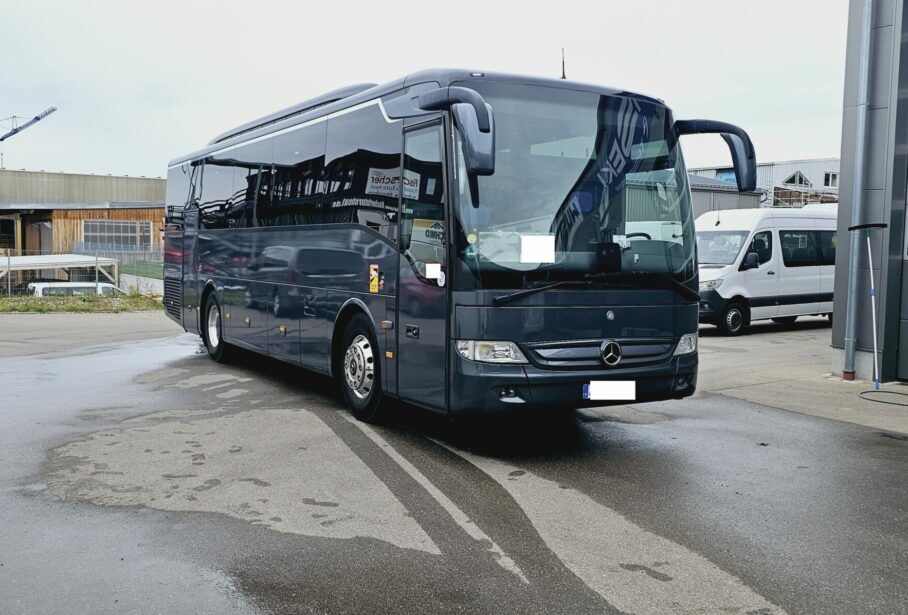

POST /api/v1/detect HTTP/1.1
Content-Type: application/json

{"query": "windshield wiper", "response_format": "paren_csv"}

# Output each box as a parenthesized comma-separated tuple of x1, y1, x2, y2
(584, 272, 700, 302)
(493, 280, 595, 306)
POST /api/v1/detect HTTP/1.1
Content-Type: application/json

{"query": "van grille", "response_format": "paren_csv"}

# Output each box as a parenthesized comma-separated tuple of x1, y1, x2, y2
(521, 338, 676, 370)
(163, 277, 181, 319)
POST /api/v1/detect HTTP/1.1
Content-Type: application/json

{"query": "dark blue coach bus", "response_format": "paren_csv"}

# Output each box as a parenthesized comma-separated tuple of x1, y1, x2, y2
(163, 69, 756, 422)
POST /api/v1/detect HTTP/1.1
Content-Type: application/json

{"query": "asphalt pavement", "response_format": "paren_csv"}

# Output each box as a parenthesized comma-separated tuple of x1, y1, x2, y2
(0, 313, 906, 614)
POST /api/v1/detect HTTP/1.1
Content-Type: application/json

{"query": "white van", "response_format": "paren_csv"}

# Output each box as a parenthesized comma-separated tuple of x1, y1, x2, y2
(695, 206, 836, 335)
(27, 282, 126, 297)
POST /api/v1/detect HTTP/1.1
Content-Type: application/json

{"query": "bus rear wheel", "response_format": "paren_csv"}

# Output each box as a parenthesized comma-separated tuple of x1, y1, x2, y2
(338, 314, 386, 422)
(203, 293, 232, 362)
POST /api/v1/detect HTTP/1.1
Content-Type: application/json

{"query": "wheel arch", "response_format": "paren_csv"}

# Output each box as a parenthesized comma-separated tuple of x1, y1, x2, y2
(330, 298, 378, 379)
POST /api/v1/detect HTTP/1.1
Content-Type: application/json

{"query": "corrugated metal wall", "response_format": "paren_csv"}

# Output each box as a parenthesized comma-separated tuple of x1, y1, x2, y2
(0, 170, 165, 204)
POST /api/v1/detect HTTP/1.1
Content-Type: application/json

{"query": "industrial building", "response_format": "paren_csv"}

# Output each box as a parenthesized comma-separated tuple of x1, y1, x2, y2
(0, 169, 165, 255)
(688, 174, 762, 216)
(690, 158, 840, 208)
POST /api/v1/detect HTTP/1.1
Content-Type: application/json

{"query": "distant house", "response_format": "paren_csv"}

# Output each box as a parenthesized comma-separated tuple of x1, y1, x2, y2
(0, 169, 165, 255)
(689, 158, 839, 208)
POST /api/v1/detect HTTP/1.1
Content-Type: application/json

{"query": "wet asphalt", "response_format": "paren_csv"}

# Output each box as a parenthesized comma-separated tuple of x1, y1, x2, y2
(0, 316, 906, 615)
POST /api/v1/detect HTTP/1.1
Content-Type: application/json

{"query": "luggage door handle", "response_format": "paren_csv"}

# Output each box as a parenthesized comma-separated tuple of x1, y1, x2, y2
(405, 325, 419, 339)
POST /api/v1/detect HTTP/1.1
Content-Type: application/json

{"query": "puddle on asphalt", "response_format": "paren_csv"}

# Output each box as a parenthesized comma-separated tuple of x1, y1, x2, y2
(44, 406, 439, 555)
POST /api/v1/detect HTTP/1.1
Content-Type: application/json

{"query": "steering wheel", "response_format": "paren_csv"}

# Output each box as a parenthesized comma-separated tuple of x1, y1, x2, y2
(625, 232, 652, 240)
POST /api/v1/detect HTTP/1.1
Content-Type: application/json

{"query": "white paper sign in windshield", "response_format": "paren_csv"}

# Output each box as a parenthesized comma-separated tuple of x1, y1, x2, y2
(365, 168, 420, 200)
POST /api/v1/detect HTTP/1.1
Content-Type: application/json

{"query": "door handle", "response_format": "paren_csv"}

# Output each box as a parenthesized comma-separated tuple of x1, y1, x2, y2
(767, 270, 776, 275)
(405, 325, 419, 339)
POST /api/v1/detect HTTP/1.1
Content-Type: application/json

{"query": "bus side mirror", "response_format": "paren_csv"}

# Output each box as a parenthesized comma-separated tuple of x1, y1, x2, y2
(675, 119, 756, 192)
(740, 251, 759, 271)
(451, 102, 495, 175)
(418, 86, 495, 176)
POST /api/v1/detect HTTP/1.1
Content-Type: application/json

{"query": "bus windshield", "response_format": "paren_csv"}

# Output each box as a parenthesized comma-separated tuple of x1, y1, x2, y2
(452, 82, 695, 291)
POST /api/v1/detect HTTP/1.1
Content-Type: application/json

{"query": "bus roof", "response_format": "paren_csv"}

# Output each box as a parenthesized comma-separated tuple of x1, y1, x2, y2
(169, 69, 664, 168)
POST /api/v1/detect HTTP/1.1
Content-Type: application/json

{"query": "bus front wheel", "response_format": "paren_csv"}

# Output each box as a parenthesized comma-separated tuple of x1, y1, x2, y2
(338, 314, 386, 422)
(203, 293, 233, 362)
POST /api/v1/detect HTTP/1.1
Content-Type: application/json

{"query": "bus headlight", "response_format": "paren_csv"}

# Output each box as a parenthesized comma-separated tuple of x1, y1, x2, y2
(456, 340, 528, 364)
(699, 279, 723, 291)
(674, 333, 698, 356)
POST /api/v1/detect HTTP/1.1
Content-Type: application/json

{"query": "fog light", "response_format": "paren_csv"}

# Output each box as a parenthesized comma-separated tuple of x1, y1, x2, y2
(499, 386, 517, 399)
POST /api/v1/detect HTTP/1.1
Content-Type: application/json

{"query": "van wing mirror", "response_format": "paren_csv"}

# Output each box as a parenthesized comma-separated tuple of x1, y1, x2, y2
(675, 120, 756, 192)
(419, 86, 495, 176)
(741, 251, 759, 271)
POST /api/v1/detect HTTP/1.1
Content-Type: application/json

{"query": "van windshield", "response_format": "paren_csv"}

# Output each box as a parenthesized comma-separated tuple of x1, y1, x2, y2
(696, 230, 749, 265)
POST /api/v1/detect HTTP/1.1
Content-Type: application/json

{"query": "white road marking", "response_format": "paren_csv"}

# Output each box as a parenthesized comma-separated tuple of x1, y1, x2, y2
(441, 443, 785, 615)
(345, 416, 529, 584)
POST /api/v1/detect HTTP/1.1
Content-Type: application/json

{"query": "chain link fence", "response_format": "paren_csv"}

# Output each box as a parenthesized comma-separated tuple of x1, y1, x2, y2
(1, 246, 163, 297)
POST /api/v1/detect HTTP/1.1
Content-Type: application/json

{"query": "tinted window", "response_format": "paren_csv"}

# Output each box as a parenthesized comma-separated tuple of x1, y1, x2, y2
(165, 164, 192, 219)
(780, 230, 820, 267)
(750, 230, 772, 265)
(401, 125, 446, 277)
(268, 121, 327, 226)
(816, 230, 836, 266)
(232, 139, 274, 228)
(198, 148, 236, 230)
(324, 102, 401, 239)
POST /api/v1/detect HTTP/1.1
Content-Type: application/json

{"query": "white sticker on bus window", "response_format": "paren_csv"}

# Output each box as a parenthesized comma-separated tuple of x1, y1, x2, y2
(425, 262, 441, 279)
(519, 234, 555, 264)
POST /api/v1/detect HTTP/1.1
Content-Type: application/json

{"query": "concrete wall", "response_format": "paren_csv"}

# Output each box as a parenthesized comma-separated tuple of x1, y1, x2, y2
(832, 0, 907, 381)
(0, 170, 165, 205)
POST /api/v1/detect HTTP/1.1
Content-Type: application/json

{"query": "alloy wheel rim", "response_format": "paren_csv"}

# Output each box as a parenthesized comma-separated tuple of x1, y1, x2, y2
(344, 334, 374, 400)
(207, 303, 220, 349)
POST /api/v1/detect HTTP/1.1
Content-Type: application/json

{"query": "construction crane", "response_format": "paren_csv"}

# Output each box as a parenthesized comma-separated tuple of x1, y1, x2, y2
(0, 106, 57, 168)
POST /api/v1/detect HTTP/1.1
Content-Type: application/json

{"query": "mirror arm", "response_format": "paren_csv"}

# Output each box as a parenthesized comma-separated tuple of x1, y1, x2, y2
(675, 119, 757, 192)
(418, 86, 491, 133)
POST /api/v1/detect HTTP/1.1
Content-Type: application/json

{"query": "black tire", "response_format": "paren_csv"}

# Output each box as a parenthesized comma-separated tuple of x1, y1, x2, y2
(337, 314, 385, 422)
(718, 301, 748, 336)
(771, 316, 798, 325)
(827, 312, 834, 327)
(202, 293, 232, 362)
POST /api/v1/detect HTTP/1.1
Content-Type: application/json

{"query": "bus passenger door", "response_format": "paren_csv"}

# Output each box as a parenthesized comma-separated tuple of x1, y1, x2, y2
(397, 122, 447, 410)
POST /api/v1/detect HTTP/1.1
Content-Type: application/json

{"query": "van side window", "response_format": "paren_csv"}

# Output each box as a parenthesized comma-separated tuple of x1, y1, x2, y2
(780, 230, 820, 267)
(816, 230, 836, 266)
(750, 231, 772, 265)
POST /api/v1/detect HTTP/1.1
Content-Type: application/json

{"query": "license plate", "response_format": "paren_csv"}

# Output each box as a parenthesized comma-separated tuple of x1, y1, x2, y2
(583, 381, 636, 401)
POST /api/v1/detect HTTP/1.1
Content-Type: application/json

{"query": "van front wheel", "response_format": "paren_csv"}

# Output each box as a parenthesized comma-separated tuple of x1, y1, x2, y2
(719, 302, 748, 336)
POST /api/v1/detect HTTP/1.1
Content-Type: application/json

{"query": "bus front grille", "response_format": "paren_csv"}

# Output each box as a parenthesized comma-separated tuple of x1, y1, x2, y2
(521, 338, 676, 370)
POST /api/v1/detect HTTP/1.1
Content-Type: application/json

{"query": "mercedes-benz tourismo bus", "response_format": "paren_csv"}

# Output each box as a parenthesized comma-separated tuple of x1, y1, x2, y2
(163, 69, 756, 422)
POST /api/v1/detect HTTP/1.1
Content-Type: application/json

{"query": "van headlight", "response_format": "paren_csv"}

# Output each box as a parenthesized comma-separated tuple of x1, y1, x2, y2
(699, 279, 723, 291)
(674, 333, 698, 356)
(456, 340, 528, 364)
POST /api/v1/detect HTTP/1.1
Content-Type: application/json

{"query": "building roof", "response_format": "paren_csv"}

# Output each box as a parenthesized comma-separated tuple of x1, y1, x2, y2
(0, 200, 164, 211)
(690, 157, 839, 172)
(0, 253, 119, 272)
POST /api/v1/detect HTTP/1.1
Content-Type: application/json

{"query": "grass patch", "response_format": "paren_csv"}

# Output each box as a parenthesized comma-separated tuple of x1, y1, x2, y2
(124, 260, 164, 280)
(0, 294, 164, 313)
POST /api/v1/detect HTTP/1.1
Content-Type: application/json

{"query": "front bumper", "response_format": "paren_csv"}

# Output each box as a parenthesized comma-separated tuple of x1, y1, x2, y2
(449, 350, 697, 415)
(698, 289, 727, 323)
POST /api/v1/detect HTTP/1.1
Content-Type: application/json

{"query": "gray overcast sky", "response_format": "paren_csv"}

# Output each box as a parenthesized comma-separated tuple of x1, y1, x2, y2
(1, 0, 848, 178)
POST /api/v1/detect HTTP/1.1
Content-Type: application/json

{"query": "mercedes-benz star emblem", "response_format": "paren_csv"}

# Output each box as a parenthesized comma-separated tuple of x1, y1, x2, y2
(600, 340, 622, 367)
(606, 310, 615, 321)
